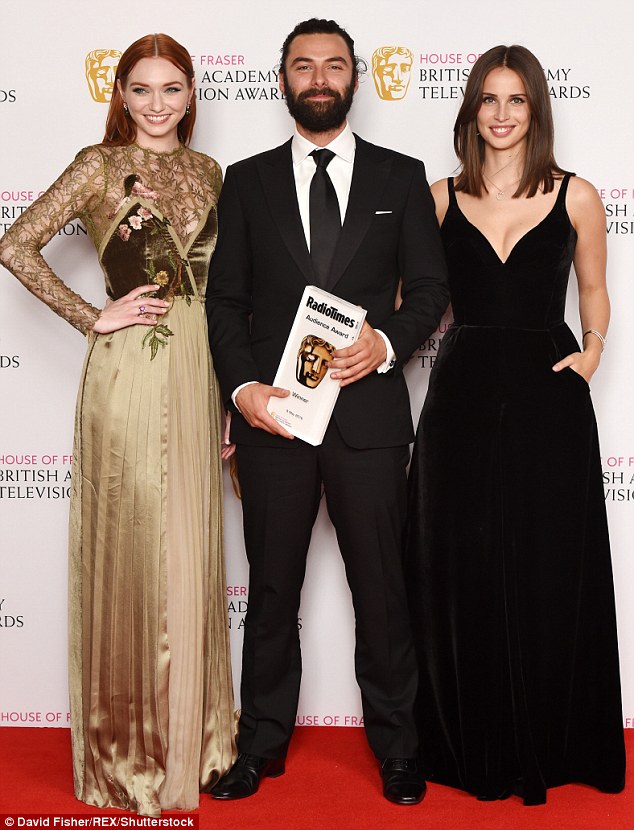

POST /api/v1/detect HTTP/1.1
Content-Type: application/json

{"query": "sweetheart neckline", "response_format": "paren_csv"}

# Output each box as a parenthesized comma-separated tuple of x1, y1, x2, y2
(452, 198, 560, 265)
(447, 177, 569, 265)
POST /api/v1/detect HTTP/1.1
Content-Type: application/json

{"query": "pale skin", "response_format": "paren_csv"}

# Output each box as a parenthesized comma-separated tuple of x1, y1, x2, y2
(237, 33, 388, 438)
(431, 66, 608, 383)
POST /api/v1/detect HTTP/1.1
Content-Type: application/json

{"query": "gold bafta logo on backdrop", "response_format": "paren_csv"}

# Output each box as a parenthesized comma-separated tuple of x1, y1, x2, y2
(85, 49, 122, 102)
(372, 47, 413, 100)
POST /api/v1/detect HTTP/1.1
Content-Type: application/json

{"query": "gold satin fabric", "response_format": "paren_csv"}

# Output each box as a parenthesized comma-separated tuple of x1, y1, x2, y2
(1, 143, 237, 816)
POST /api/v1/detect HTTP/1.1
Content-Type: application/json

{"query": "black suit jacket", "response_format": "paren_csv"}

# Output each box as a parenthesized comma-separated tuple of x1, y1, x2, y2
(207, 134, 449, 449)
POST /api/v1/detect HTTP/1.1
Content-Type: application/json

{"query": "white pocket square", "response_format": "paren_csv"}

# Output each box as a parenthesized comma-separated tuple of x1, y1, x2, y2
(375, 210, 393, 214)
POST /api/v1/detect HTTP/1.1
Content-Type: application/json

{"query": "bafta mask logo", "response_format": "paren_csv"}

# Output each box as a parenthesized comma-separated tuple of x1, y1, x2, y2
(296, 334, 336, 389)
(85, 49, 122, 102)
(372, 46, 413, 101)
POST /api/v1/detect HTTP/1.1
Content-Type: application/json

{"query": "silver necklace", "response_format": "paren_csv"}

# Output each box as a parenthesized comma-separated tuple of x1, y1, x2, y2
(483, 171, 520, 200)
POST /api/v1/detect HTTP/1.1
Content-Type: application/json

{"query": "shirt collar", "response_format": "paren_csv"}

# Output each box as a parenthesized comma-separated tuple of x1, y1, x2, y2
(291, 122, 355, 165)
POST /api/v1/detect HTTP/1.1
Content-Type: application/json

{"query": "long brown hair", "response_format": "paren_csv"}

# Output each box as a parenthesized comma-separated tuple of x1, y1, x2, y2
(454, 45, 568, 198)
(103, 33, 196, 146)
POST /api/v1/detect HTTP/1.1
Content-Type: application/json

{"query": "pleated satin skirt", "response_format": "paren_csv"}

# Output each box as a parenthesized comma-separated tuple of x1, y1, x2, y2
(68, 297, 236, 816)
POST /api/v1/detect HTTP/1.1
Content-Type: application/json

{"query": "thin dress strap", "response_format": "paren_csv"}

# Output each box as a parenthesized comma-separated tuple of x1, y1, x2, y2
(447, 176, 457, 204)
(555, 173, 574, 208)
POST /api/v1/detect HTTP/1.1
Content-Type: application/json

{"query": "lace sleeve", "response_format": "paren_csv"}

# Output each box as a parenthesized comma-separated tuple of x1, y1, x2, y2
(0, 146, 107, 334)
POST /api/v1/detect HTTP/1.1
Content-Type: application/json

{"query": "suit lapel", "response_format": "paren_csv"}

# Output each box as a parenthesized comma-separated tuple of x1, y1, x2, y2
(256, 136, 393, 293)
(325, 136, 392, 292)
(258, 140, 316, 284)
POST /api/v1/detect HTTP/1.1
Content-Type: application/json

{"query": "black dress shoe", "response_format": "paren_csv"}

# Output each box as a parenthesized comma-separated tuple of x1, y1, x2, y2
(380, 758, 426, 805)
(210, 753, 285, 800)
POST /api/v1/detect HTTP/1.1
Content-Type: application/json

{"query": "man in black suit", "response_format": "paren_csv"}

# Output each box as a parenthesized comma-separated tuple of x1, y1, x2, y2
(207, 18, 449, 804)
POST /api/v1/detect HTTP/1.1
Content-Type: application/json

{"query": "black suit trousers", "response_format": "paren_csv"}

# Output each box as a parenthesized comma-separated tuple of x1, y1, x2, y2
(235, 422, 419, 760)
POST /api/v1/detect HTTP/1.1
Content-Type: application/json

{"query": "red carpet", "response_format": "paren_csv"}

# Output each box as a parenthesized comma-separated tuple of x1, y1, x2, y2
(0, 727, 630, 829)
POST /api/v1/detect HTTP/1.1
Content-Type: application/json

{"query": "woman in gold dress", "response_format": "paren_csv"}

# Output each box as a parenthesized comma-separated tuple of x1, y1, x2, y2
(0, 34, 236, 815)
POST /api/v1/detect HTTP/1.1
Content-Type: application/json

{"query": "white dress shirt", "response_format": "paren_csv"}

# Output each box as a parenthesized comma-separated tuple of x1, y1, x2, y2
(291, 122, 355, 248)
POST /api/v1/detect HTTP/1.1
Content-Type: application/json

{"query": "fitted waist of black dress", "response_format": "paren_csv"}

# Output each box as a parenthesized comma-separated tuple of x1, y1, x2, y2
(450, 320, 567, 332)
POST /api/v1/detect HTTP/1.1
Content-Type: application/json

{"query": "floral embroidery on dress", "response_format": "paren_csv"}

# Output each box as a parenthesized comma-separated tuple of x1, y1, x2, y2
(115, 175, 195, 359)
(142, 323, 174, 360)
(111, 176, 200, 360)
(117, 205, 157, 240)
(130, 179, 160, 202)
(109, 178, 160, 222)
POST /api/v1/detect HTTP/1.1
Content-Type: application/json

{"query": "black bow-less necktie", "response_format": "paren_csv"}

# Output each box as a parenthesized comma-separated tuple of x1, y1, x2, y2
(309, 148, 341, 286)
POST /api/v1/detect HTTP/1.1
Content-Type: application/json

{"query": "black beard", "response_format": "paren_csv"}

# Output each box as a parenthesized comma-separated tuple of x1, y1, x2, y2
(284, 82, 354, 133)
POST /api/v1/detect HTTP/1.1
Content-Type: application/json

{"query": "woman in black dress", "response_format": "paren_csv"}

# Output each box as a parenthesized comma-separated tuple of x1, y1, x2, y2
(405, 45, 625, 805)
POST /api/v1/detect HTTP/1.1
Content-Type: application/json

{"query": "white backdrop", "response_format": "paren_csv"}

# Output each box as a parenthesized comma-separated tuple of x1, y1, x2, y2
(1, 0, 632, 731)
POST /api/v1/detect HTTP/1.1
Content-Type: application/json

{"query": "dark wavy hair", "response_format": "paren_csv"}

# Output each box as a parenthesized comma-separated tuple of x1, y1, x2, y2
(454, 45, 568, 198)
(279, 18, 360, 84)
(103, 33, 196, 146)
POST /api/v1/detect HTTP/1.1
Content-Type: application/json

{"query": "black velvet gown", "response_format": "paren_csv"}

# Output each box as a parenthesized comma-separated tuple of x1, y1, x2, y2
(405, 176, 626, 805)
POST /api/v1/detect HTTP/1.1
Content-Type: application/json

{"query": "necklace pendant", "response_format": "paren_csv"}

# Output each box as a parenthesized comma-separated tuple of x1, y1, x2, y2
(496, 191, 505, 201)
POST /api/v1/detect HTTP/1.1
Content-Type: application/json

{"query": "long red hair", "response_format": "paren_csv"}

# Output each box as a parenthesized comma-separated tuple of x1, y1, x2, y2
(103, 33, 196, 146)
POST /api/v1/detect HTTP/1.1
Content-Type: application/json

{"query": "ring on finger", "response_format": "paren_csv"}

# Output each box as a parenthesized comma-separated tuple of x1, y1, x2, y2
(138, 305, 146, 315)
